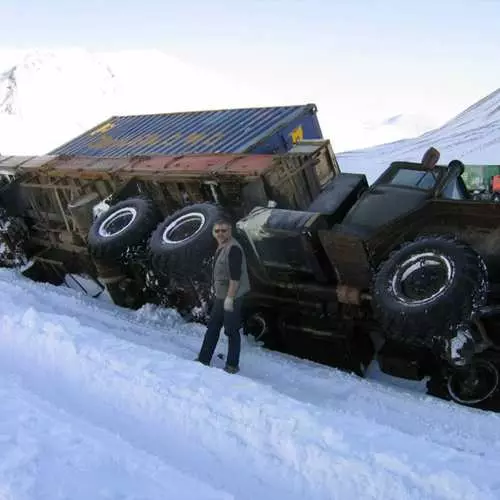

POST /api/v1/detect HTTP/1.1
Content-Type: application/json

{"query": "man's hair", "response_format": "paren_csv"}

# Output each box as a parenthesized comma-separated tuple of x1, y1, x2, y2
(213, 216, 233, 228)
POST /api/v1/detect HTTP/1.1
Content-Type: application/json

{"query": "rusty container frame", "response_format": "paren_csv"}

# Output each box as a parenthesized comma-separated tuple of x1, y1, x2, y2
(1, 140, 337, 274)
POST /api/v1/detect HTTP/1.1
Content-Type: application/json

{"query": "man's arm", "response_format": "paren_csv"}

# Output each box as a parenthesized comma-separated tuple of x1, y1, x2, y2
(227, 245, 242, 298)
(224, 246, 243, 311)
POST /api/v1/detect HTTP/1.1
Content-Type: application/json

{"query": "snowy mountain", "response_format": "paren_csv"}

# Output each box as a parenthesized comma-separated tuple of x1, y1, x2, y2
(0, 48, 452, 157)
(0, 48, 274, 155)
(338, 87, 500, 182)
(0, 49, 120, 154)
(0, 50, 118, 118)
(358, 112, 443, 147)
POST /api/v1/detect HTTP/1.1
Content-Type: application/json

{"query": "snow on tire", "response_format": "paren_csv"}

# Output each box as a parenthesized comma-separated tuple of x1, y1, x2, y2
(87, 197, 160, 262)
(372, 236, 488, 347)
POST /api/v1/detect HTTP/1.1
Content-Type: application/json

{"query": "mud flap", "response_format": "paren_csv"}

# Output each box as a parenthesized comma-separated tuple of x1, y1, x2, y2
(317, 226, 372, 289)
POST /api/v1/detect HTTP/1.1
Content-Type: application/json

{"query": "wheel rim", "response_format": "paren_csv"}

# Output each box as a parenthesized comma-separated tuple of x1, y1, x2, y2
(98, 207, 137, 238)
(246, 313, 268, 342)
(391, 252, 454, 305)
(447, 360, 499, 405)
(162, 212, 206, 244)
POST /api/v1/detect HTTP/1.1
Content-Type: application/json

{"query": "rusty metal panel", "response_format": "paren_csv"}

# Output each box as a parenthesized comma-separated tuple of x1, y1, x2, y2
(42, 156, 133, 179)
(118, 154, 277, 180)
(48, 104, 322, 157)
(214, 155, 276, 177)
(261, 154, 320, 209)
(121, 155, 232, 177)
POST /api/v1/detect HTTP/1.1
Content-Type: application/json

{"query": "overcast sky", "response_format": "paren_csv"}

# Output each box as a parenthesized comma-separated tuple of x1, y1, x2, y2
(1, 0, 499, 150)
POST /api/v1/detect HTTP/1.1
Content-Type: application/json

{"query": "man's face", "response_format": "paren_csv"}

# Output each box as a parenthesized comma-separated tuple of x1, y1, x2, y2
(213, 223, 231, 245)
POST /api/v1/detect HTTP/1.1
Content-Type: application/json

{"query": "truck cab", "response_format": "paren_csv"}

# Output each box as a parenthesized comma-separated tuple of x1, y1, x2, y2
(340, 148, 472, 238)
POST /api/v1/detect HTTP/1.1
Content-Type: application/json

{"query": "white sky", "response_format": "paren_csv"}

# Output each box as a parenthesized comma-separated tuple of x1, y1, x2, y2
(0, 0, 499, 150)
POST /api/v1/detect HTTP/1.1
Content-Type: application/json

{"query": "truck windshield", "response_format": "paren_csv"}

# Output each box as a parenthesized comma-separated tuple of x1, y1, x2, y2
(387, 168, 437, 190)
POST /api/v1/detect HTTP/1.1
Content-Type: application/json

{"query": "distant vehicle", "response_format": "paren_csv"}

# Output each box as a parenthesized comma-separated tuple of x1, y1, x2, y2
(491, 175, 500, 202)
(1, 107, 500, 411)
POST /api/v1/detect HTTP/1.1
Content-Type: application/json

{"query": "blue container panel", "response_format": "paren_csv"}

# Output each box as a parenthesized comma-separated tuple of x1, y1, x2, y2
(250, 113, 323, 154)
(49, 104, 322, 157)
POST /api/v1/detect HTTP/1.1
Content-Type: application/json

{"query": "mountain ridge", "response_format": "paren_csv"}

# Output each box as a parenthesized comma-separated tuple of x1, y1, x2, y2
(337, 86, 500, 181)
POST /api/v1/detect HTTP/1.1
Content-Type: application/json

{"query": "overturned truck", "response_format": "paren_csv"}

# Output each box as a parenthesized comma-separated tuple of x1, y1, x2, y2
(2, 110, 500, 411)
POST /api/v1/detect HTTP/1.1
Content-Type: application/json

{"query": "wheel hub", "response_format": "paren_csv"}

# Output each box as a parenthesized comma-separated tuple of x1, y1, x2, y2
(162, 212, 206, 244)
(98, 207, 138, 238)
(392, 252, 453, 305)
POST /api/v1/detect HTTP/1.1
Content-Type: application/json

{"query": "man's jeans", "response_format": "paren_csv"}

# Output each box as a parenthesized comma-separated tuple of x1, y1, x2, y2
(197, 297, 243, 367)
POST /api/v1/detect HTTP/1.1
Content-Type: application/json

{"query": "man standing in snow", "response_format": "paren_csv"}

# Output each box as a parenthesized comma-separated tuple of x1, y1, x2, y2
(196, 218, 250, 374)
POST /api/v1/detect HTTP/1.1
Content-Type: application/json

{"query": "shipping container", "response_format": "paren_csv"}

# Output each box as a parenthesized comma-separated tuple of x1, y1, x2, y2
(48, 104, 323, 158)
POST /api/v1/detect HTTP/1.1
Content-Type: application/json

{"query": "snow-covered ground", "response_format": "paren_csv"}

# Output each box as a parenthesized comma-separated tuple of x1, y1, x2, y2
(1, 268, 500, 499)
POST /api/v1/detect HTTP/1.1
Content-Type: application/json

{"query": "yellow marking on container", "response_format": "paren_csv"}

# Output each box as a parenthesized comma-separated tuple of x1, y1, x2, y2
(90, 121, 115, 136)
(163, 133, 183, 146)
(290, 125, 304, 144)
(88, 130, 226, 150)
(91, 134, 115, 149)
(185, 132, 206, 145)
(203, 132, 225, 146)
(145, 133, 160, 146)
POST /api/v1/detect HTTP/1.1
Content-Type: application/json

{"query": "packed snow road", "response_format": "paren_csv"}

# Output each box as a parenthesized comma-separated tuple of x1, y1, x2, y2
(0, 269, 500, 499)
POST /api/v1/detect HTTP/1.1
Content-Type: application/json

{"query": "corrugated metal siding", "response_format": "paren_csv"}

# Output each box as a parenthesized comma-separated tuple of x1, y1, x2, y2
(49, 104, 322, 157)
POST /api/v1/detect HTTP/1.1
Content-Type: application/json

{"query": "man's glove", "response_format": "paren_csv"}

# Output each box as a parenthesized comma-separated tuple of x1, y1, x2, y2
(223, 296, 234, 312)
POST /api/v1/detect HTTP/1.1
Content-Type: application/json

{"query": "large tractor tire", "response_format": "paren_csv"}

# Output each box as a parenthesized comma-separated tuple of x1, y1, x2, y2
(372, 236, 488, 347)
(148, 202, 227, 278)
(87, 197, 159, 262)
